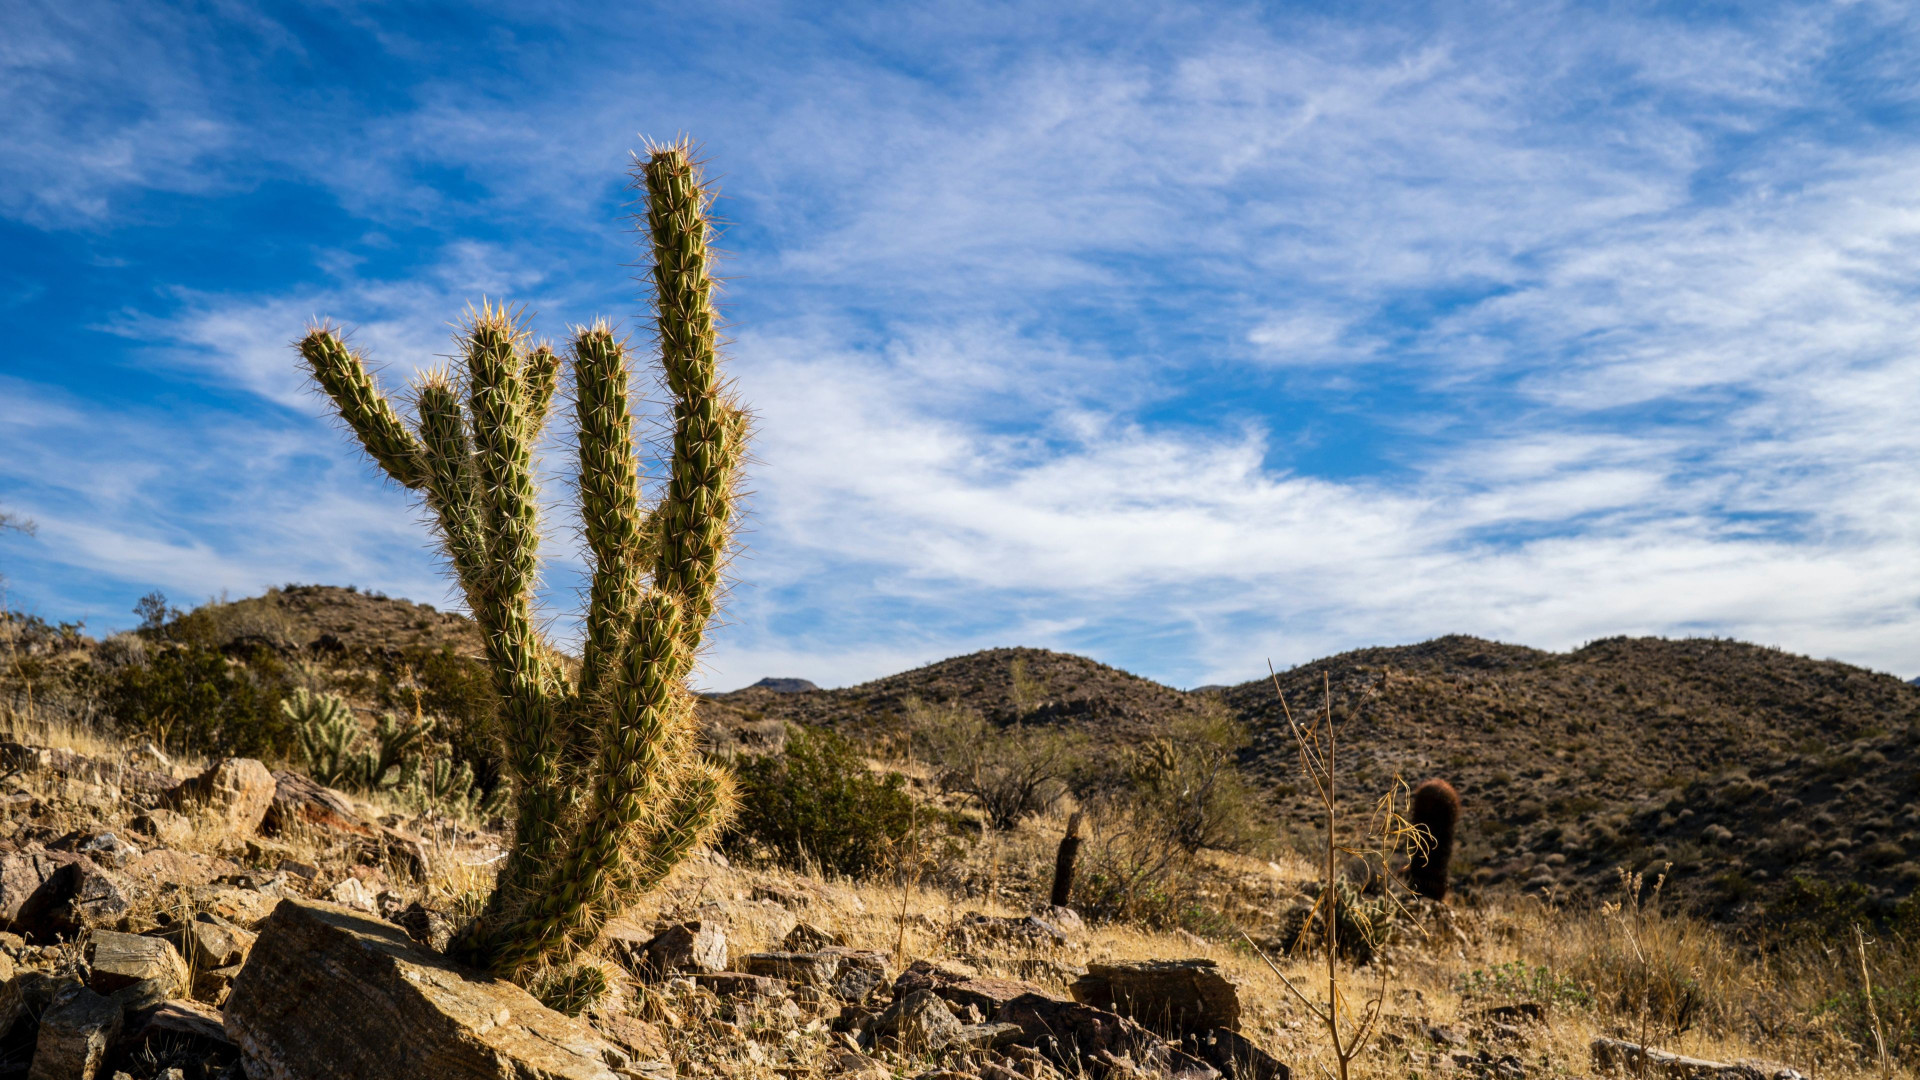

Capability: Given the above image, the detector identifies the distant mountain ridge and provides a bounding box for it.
[707,634,1920,921]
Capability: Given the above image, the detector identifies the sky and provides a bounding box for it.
[6,1,1920,691]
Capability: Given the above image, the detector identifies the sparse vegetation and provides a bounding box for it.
[725,723,919,877]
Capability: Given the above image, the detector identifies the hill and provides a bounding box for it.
[1225,634,1920,919]
[707,635,1920,923]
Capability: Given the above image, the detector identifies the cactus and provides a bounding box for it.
[298,141,745,980]
[1407,778,1460,901]
[284,689,358,788]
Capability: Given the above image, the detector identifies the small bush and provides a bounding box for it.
[725,724,918,877]
[915,702,1079,830]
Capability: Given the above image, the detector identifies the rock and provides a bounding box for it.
[783,922,848,950]
[1069,959,1240,1037]
[224,898,629,1079]
[877,989,964,1054]
[30,986,122,1080]
[87,931,189,998]
[693,971,786,999]
[996,993,1217,1080]
[172,911,256,971]
[0,852,75,935]
[130,809,193,846]
[615,921,727,977]
[392,900,453,953]
[326,876,378,912]
[1590,1038,1809,1080]
[1182,1028,1290,1080]
[167,758,276,835]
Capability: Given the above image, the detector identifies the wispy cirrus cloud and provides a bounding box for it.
[8,1,1920,691]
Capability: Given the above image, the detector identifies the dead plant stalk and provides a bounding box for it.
[1243,667,1386,1080]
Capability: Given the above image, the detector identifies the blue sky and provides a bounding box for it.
[7,1,1920,691]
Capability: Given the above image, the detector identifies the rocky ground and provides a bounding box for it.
[0,730,1847,1080]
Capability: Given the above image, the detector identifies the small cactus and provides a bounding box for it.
[1407,778,1460,901]
[300,140,745,980]
[284,689,358,788]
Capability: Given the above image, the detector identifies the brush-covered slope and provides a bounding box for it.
[700,645,1208,742]
[1222,634,1920,918]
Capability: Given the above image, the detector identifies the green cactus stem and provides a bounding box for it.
[299,140,744,980]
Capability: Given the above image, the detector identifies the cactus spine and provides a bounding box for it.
[299,141,744,980]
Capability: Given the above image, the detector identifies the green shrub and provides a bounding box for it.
[914,703,1079,829]
[725,724,917,877]
[101,638,293,758]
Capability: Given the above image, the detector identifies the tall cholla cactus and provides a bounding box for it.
[297,141,746,980]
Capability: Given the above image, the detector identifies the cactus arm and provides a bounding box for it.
[571,324,649,702]
[490,592,687,977]
[642,146,739,655]
[414,375,490,605]
[461,305,570,911]
[522,343,560,440]
[299,329,428,489]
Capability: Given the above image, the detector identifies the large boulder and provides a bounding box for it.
[167,758,276,835]
[1069,959,1241,1037]
[224,898,633,1079]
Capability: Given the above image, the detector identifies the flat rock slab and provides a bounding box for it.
[225,897,630,1080]
[1070,959,1241,1037]
[1590,1038,1809,1080]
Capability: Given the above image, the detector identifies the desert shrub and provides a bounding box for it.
[101,637,294,758]
[379,644,502,792]
[726,724,918,877]
[915,703,1079,829]
[1113,707,1269,855]
[1071,705,1271,857]
[1552,868,1745,1036]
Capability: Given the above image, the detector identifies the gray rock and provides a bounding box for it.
[616,921,727,976]
[224,898,629,1079]
[30,986,122,1080]
[878,989,963,1054]
[87,931,189,999]
[1069,959,1240,1037]
[166,758,276,836]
